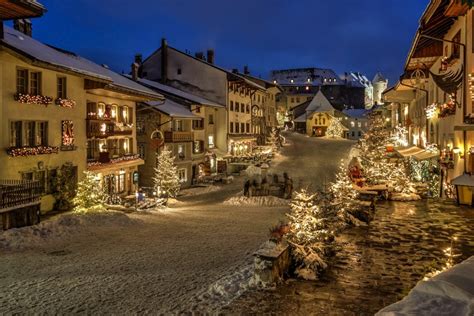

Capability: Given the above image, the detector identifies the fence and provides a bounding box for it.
[0,180,42,210]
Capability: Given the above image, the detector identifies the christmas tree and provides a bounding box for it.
[326,117,344,138]
[267,127,280,152]
[73,171,108,213]
[154,146,181,199]
[329,162,363,226]
[286,189,336,280]
[392,125,408,147]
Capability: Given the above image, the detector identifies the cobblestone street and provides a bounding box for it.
[225,197,474,315]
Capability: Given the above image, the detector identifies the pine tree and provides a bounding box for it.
[154,146,181,199]
[326,117,344,138]
[267,128,280,152]
[329,162,362,226]
[73,171,108,213]
[286,189,336,280]
[392,125,408,147]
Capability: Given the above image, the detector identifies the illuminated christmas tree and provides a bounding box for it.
[73,171,108,213]
[286,189,336,280]
[329,162,363,226]
[154,146,181,199]
[392,125,408,147]
[326,117,344,138]
[267,127,280,152]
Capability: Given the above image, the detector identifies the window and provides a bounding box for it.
[208,135,215,148]
[16,69,28,94]
[174,120,183,131]
[10,121,22,147]
[195,106,201,113]
[296,97,300,103]
[322,118,326,125]
[241,123,245,134]
[137,119,146,135]
[230,122,234,133]
[193,119,204,130]
[452,31,461,59]
[138,143,146,160]
[230,101,234,111]
[178,144,185,159]
[351,121,355,127]
[291,98,295,103]
[241,103,245,113]
[258,95,260,103]
[30,71,41,95]
[117,173,125,193]
[193,140,204,154]
[36,121,48,146]
[177,68,182,75]
[357,122,362,128]
[178,169,187,183]
[246,123,250,133]
[358,131,362,137]
[209,114,214,124]
[25,121,35,146]
[57,77,67,99]
[246,104,250,113]
[236,122,240,133]
[351,131,355,137]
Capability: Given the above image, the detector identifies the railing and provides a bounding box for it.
[0,180,42,210]
[86,119,115,138]
[164,131,193,143]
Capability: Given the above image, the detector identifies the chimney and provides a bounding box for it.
[195,52,204,60]
[161,38,168,84]
[134,54,143,78]
[207,49,214,64]
[131,62,139,81]
[244,65,250,75]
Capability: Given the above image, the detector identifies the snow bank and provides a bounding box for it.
[223,196,290,207]
[377,256,474,316]
[390,193,421,201]
[180,185,222,197]
[0,211,139,251]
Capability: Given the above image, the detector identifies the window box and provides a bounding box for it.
[7,146,59,157]
[14,93,52,106]
[55,98,76,108]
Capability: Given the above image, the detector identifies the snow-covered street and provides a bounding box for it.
[0,133,353,314]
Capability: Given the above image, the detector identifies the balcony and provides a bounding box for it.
[164,131,193,143]
[87,153,143,171]
[86,119,115,138]
[113,123,133,136]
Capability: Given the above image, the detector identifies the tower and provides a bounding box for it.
[372,72,388,106]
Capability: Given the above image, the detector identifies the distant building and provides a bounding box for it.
[341,72,374,109]
[342,109,369,140]
[372,72,388,106]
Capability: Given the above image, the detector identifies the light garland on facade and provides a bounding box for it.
[61,120,75,148]
[14,93,53,106]
[438,95,456,118]
[7,145,59,157]
[55,98,76,108]
[87,154,141,167]
[425,103,439,120]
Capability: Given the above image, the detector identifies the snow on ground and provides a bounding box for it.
[179,185,222,197]
[223,195,290,207]
[377,256,474,316]
[0,211,139,251]
[0,132,354,314]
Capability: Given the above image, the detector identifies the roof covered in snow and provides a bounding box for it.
[306,91,335,113]
[341,72,373,88]
[146,99,198,119]
[343,108,369,119]
[373,72,387,83]
[126,76,224,108]
[1,27,162,100]
[270,68,342,86]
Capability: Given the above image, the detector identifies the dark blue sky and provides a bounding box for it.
[8,0,428,85]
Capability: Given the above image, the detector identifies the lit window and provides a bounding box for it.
[178,169,187,183]
[351,121,355,127]
[290,79,294,83]
[305,86,309,91]
[208,135,215,148]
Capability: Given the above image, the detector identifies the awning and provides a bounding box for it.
[395,146,439,161]
[451,174,474,187]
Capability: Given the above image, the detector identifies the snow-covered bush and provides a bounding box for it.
[285,189,336,280]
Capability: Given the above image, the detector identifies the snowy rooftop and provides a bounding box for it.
[341,72,373,88]
[126,76,224,108]
[270,68,342,86]
[146,99,198,119]
[343,108,369,119]
[1,27,162,99]
[306,91,335,113]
